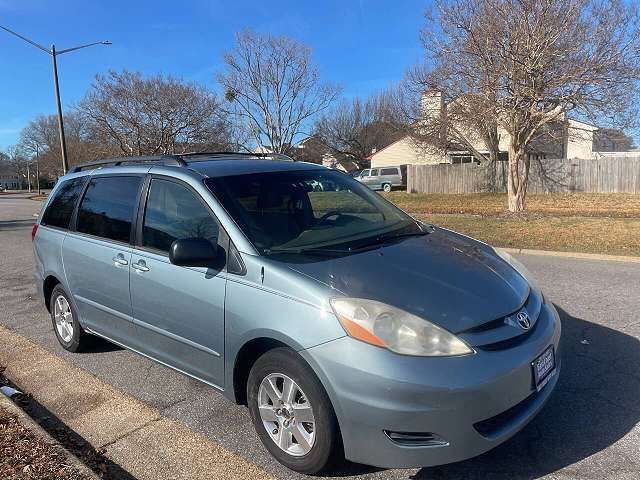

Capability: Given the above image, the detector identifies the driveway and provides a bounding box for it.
[1,194,639,479]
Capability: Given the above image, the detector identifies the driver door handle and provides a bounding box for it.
[112,254,128,266]
[132,260,150,272]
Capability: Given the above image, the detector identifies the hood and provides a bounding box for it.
[283,228,529,333]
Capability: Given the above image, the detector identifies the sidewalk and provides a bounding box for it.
[499,247,640,264]
[0,325,273,480]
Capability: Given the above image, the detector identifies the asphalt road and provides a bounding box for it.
[1,192,639,480]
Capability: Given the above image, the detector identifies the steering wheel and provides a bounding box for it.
[316,210,342,225]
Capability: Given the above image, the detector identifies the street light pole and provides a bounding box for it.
[35,144,41,195]
[50,44,69,173]
[0,25,111,174]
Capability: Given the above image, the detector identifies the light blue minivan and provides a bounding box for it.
[33,153,560,474]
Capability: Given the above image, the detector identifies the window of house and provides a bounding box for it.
[76,176,142,243]
[40,177,86,229]
[142,178,220,253]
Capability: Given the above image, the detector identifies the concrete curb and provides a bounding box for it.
[0,392,100,479]
[498,247,640,264]
[0,325,274,480]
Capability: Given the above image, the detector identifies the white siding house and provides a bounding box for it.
[369,137,442,168]
[369,91,599,168]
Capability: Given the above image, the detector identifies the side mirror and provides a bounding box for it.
[169,238,221,268]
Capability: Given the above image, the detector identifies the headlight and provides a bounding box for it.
[330,298,473,357]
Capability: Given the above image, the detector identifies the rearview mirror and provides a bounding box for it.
[169,238,221,268]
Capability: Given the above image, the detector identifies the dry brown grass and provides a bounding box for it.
[378,192,640,256]
[384,192,640,218]
[414,214,640,257]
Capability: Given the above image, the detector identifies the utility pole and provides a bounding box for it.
[0,25,111,174]
[50,44,69,173]
[35,144,41,195]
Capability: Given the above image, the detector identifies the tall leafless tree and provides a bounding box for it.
[314,89,408,168]
[18,113,111,178]
[79,70,233,157]
[218,30,340,154]
[416,0,640,211]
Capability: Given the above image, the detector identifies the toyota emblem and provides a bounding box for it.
[516,311,531,330]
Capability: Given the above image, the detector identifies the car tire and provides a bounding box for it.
[49,284,90,352]
[247,348,343,474]
[382,183,392,192]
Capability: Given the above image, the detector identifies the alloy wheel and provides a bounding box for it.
[257,373,316,456]
[53,295,74,343]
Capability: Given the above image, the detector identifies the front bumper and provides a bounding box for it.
[301,302,561,468]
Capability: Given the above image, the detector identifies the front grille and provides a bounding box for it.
[458,290,543,351]
[475,319,539,351]
[473,391,538,438]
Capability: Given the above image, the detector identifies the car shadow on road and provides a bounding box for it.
[0,219,36,231]
[405,306,640,480]
[80,336,124,354]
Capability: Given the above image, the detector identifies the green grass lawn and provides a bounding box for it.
[383,192,640,257]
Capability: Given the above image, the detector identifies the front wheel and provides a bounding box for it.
[247,348,343,474]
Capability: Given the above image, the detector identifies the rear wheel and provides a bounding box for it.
[382,183,392,192]
[247,348,343,474]
[50,284,90,352]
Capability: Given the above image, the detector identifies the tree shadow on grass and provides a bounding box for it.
[411,306,640,479]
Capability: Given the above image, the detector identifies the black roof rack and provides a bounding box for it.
[179,151,295,161]
[69,155,186,173]
[69,151,294,173]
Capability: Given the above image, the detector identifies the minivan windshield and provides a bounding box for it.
[205,169,422,255]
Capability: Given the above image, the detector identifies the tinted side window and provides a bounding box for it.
[41,177,86,229]
[380,168,398,176]
[370,169,379,176]
[76,176,142,243]
[142,179,219,253]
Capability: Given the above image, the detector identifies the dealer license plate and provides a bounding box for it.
[532,346,555,391]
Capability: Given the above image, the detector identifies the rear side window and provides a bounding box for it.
[76,176,142,243]
[370,169,379,176]
[380,168,398,175]
[142,178,220,253]
[40,177,86,229]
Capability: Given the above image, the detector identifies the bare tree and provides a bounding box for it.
[218,30,340,154]
[417,0,640,211]
[79,70,232,156]
[18,113,110,178]
[2,145,31,190]
[314,89,407,168]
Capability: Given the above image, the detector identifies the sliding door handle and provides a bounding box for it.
[132,260,150,272]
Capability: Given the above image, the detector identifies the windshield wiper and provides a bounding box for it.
[264,224,433,256]
[264,246,352,256]
[353,226,431,250]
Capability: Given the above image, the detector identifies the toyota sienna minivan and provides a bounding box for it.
[33,152,560,474]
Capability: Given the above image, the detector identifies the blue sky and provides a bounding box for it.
[0,0,428,149]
